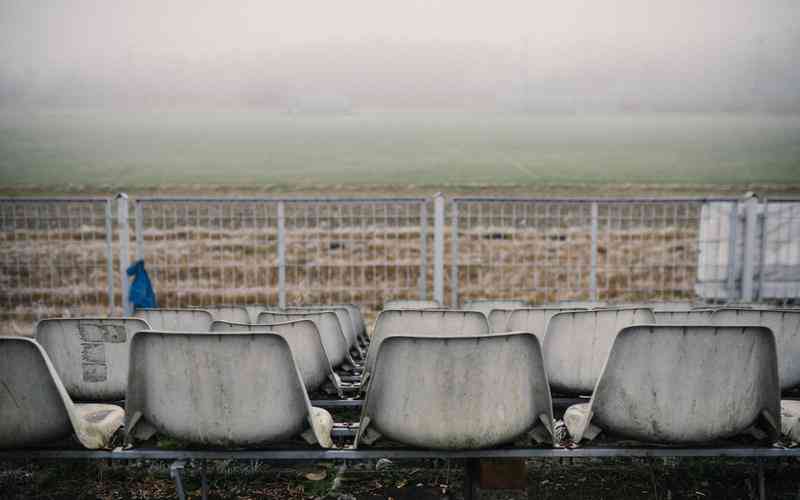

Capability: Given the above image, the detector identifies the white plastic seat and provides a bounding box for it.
[133,308,213,331]
[712,308,800,390]
[558,300,607,309]
[286,306,360,354]
[256,310,353,368]
[0,337,124,449]
[200,305,251,324]
[125,331,332,447]
[564,325,780,443]
[503,306,588,338]
[653,309,715,324]
[383,299,441,310]
[365,309,490,375]
[461,299,528,319]
[210,320,353,396]
[543,307,656,394]
[35,317,150,401]
[356,333,553,449]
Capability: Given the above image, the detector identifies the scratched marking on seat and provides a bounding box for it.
[77,323,126,383]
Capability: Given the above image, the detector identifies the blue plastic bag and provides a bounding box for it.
[127,260,157,310]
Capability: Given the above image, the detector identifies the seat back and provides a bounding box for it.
[210,320,331,391]
[357,333,552,449]
[201,305,251,324]
[588,325,779,443]
[35,318,149,401]
[461,299,528,318]
[126,331,330,446]
[505,307,588,338]
[133,308,213,331]
[654,309,714,324]
[366,309,490,374]
[286,306,357,348]
[256,311,348,367]
[712,308,800,389]
[383,299,441,310]
[543,307,655,394]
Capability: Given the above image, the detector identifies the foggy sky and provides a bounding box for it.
[1,0,798,111]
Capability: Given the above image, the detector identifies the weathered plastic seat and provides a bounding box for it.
[648,301,697,312]
[0,337,124,449]
[461,299,528,318]
[543,307,656,394]
[383,299,441,310]
[564,325,780,443]
[244,305,268,323]
[210,320,353,396]
[35,317,150,401]
[366,309,490,375]
[356,333,553,449]
[200,305,251,324]
[133,308,213,331]
[653,309,715,324]
[256,310,353,368]
[125,331,332,448]
[503,307,588,338]
[712,308,800,390]
[558,300,607,309]
[286,306,360,355]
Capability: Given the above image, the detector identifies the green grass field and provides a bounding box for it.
[1,109,799,191]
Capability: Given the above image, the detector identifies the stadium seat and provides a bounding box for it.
[564,325,780,443]
[199,305,251,324]
[133,308,213,331]
[653,309,715,324]
[383,299,441,310]
[461,299,528,318]
[0,336,124,449]
[35,317,150,401]
[365,309,490,376]
[257,310,353,369]
[356,333,553,449]
[543,307,656,394]
[712,308,800,390]
[125,331,333,447]
[503,306,589,338]
[210,319,355,396]
[286,306,361,356]
[558,300,607,309]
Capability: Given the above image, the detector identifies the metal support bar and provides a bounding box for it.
[201,460,209,500]
[590,202,599,301]
[116,193,131,315]
[758,198,769,301]
[134,200,144,261]
[433,193,445,305]
[419,201,428,300]
[463,458,480,500]
[104,199,115,315]
[757,458,766,500]
[170,460,188,500]
[726,201,740,301]
[741,195,758,302]
[450,201,459,306]
[277,201,286,309]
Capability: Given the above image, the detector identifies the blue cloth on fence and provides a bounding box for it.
[127,260,157,309]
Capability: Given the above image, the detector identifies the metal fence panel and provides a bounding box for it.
[0,198,114,331]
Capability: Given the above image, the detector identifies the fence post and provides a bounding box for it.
[741,194,759,302]
[726,201,740,301]
[116,193,131,315]
[433,193,445,305]
[450,200,460,306]
[590,202,599,301]
[134,199,144,261]
[419,201,428,300]
[277,201,286,309]
[104,199,115,315]
[758,198,769,301]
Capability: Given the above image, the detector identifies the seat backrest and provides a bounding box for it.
[256,310,348,367]
[201,305,251,324]
[209,320,331,391]
[461,299,528,318]
[587,325,779,443]
[543,307,655,394]
[244,305,268,323]
[36,317,150,401]
[558,301,607,309]
[505,307,588,339]
[125,331,330,447]
[133,308,213,331]
[712,308,800,389]
[357,332,552,449]
[653,309,714,324]
[366,309,490,373]
[0,337,75,448]
[286,306,357,348]
[648,301,697,312]
[383,299,441,310]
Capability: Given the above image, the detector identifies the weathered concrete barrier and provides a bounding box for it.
[357,333,553,449]
[0,337,124,449]
[35,317,150,401]
[564,325,780,444]
[125,331,332,448]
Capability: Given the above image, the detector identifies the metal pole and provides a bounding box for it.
[277,201,286,309]
[433,193,445,305]
[741,195,758,302]
[419,201,428,300]
[590,202,598,301]
[134,200,144,261]
[117,193,131,315]
[450,201,460,307]
[104,200,115,315]
[758,198,769,301]
[726,201,740,302]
